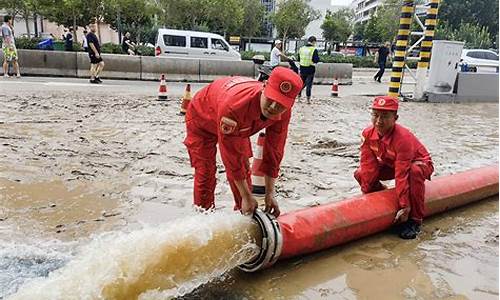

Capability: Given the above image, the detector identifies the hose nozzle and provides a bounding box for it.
[238,209,282,272]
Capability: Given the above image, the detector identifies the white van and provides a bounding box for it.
[155,29,241,61]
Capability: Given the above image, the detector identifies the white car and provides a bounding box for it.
[460,49,499,73]
[154,29,241,61]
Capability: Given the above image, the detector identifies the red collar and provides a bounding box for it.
[369,125,396,145]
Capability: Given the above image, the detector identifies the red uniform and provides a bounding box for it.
[354,124,434,223]
[184,76,293,210]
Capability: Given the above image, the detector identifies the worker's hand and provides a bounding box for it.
[241,195,258,216]
[264,193,281,217]
[393,206,410,223]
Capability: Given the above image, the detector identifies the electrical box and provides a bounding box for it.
[426,40,464,94]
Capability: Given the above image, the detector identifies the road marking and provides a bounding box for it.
[45,82,106,87]
[0,80,117,87]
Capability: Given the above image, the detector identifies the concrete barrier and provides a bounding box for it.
[3,49,353,84]
[76,52,141,80]
[455,72,499,102]
[17,49,77,77]
[141,56,200,81]
[199,59,254,81]
[427,72,499,102]
[315,63,353,85]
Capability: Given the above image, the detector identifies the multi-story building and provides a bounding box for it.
[261,0,276,37]
[304,0,341,40]
[350,0,383,24]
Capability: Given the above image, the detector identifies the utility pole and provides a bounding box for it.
[388,0,415,98]
[414,0,440,100]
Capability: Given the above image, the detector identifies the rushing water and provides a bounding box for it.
[5,212,259,299]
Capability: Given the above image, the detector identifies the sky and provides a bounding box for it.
[330,0,352,6]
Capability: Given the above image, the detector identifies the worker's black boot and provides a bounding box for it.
[399,219,421,239]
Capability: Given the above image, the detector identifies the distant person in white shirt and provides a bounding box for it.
[270,40,290,68]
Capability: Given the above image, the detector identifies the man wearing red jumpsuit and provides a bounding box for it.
[354,96,433,239]
[184,67,303,217]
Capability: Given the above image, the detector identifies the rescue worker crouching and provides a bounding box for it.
[354,96,434,239]
[184,67,303,217]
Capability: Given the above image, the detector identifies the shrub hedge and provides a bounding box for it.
[10,39,417,68]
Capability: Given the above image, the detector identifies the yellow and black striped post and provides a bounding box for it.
[388,0,415,98]
[414,0,440,99]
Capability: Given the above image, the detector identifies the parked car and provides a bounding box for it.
[320,50,345,57]
[460,49,499,73]
[155,29,241,61]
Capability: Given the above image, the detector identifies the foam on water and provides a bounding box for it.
[0,238,75,298]
[8,211,260,300]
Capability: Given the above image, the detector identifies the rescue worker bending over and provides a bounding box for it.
[354,96,434,239]
[184,67,303,217]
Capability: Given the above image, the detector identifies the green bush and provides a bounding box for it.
[135,45,154,56]
[14,37,43,49]
[101,43,123,54]
[72,42,84,52]
[240,51,270,61]
[240,51,417,68]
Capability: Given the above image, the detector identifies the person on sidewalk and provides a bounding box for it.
[298,36,319,104]
[86,22,104,84]
[121,32,136,55]
[64,27,73,51]
[354,96,434,239]
[82,29,88,53]
[1,15,21,78]
[184,67,303,217]
[269,40,290,69]
[373,42,391,83]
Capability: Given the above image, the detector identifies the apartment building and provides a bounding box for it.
[350,0,383,24]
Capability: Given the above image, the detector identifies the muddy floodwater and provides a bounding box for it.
[0,80,498,299]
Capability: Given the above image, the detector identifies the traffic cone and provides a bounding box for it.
[179,83,192,115]
[158,74,168,100]
[331,77,339,97]
[251,132,266,196]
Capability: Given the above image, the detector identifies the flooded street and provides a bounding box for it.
[0,77,498,299]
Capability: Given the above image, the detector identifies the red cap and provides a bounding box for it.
[264,67,303,110]
[372,96,399,111]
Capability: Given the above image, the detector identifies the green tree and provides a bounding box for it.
[353,22,366,41]
[359,0,424,43]
[436,21,492,49]
[156,0,250,37]
[204,0,244,36]
[270,0,320,42]
[238,0,265,37]
[102,0,155,43]
[439,0,498,46]
[321,8,353,50]
[0,0,40,37]
[363,13,382,42]
[36,0,102,42]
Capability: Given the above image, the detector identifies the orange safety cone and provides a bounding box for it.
[179,83,192,115]
[331,77,339,97]
[158,74,168,100]
[251,132,266,196]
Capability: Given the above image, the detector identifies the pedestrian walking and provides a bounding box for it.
[86,22,104,84]
[298,36,319,104]
[1,15,20,78]
[373,42,391,83]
